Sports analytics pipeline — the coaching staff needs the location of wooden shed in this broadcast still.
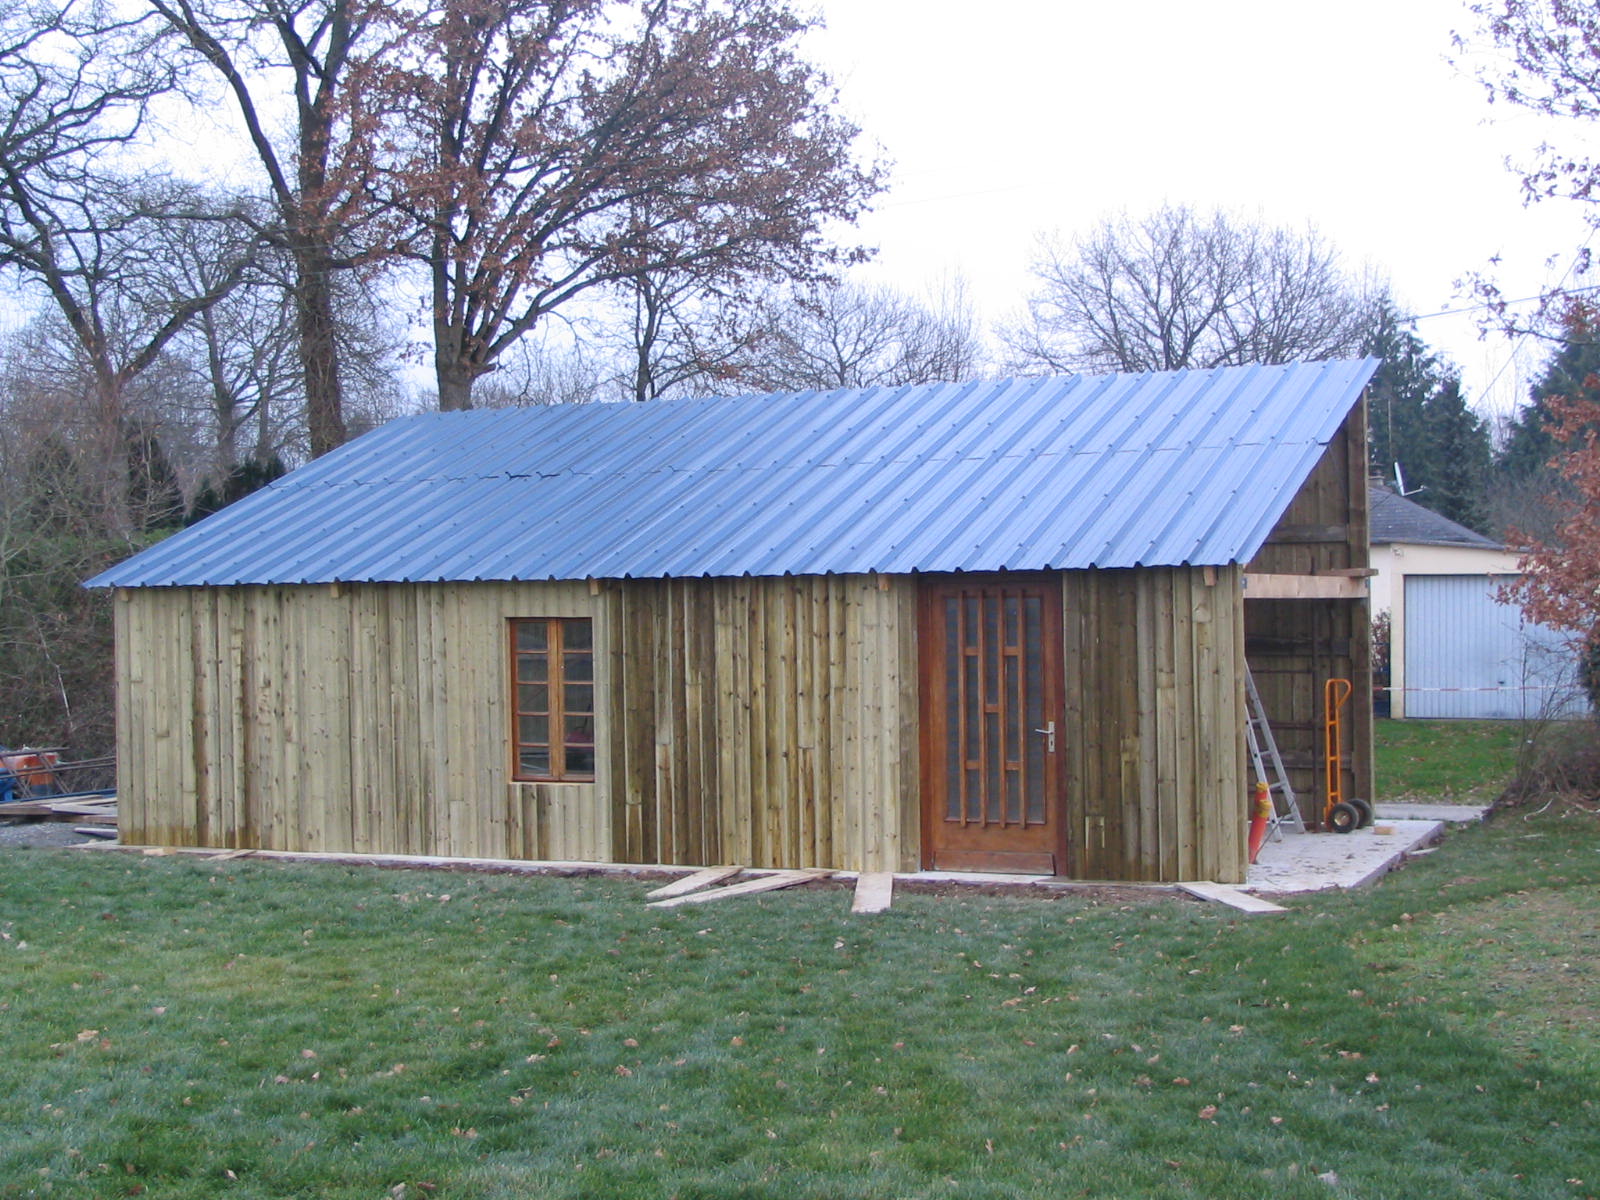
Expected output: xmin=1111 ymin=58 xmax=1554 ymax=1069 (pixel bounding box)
xmin=89 ymin=361 xmax=1378 ymax=884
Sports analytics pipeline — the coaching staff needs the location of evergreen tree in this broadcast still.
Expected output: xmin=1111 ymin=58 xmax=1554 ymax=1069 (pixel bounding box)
xmin=1421 ymin=377 xmax=1490 ymax=530
xmin=185 ymin=455 xmax=287 ymax=526
xmin=1363 ymin=302 xmax=1493 ymax=530
xmin=1488 ymin=304 xmax=1600 ymax=542
xmin=1499 ymin=310 xmax=1600 ymax=481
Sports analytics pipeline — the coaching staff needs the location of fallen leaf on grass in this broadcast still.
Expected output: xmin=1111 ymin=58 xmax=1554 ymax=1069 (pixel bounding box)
xmin=1198 ymin=1105 xmax=1217 ymax=1120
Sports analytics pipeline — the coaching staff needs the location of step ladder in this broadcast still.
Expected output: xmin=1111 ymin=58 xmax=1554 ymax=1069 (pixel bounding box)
xmin=1244 ymin=668 xmax=1306 ymax=838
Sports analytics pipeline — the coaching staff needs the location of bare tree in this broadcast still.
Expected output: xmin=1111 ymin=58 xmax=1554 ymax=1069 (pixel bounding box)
xmin=601 ymin=268 xmax=758 ymax=404
xmin=471 ymin=335 xmax=604 ymax=408
xmin=1459 ymin=2 xmax=1600 ymax=284
xmin=1004 ymin=206 xmax=1379 ymax=375
xmin=143 ymin=0 xmax=398 ymax=457
xmin=735 ymin=278 xmax=985 ymax=393
xmin=0 ymin=3 xmax=261 ymax=529
xmin=365 ymin=0 xmax=883 ymax=410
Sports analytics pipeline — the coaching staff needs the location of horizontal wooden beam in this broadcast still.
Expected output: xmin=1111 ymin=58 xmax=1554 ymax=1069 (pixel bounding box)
xmin=1243 ymin=573 xmax=1367 ymax=600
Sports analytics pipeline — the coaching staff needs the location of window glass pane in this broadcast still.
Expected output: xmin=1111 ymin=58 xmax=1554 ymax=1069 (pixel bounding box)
xmin=985 ymin=710 xmax=1001 ymax=823
xmin=1004 ymin=655 xmax=1019 ymax=760
xmin=983 ymin=594 xmax=999 ymax=699
xmin=964 ymin=652 xmax=979 ymax=756
xmin=945 ymin=599 xmax=961 ymax=823
xmin=511 ymin=617 xmax=599 ymax=782
xmin=1025 ymin=596 xmax=1045 ymax=825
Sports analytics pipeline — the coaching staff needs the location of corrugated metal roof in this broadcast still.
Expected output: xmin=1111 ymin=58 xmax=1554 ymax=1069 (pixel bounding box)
xmin=87 ymin=359 xmax=1380 ymax=588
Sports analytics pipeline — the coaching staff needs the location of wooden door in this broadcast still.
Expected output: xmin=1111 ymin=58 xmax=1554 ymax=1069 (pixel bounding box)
xmin=919 ymin=576 xmax=1065 ymax=874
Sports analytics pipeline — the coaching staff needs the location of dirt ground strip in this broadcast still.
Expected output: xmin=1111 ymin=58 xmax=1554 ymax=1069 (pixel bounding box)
xmin=0 ymin=831 xmax=1188 ymax=907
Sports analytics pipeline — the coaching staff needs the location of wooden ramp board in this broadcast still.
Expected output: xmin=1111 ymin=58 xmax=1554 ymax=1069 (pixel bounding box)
xmin=851 ymin=872 xmax=894 ymax=914
xmin=1178 ymin=881 xmax=1287 ymax=914
xmin=645 ymin=866 xmax=743 ymax=900
xmin=648 ymin=869 xmax=832 ymax=909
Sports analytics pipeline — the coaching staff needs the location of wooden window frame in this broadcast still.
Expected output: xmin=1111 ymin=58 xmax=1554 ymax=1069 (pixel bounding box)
xmin=509 ymin=617 xmax=596 ymax=783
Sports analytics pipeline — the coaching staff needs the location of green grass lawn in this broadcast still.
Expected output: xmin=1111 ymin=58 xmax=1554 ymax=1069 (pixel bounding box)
xmin=1374 ymin=718 xmax=1525 ymax=802
xmin=2 ymin=797 xmax=1598 ymax=1198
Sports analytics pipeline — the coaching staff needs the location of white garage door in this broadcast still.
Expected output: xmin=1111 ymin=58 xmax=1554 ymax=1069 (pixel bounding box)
xmin=1404 ymin=575 xmax=1587 ymax=719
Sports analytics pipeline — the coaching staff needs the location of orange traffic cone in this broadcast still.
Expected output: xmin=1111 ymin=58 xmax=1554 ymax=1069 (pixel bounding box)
xmin=1247 ymin=780 xmax=1271 ymax=864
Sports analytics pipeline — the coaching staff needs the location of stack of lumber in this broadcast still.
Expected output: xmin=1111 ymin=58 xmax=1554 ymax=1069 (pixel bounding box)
xmin=0 ymin=795 xmax=117 ymax=824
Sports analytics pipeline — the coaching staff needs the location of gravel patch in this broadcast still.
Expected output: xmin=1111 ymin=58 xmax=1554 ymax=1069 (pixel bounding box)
xmin=0 ymin=820 xmax=109 ymax=850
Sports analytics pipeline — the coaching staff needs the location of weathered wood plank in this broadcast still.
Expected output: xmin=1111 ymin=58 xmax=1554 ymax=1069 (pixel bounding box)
xmin=647 ymin=868 xmax=833 ymax=908
xmin=1178 ymin=880 xmax=1287 ymax=914
xmin=851 ymin=871 xmax=894 ymax=914
xmin=1243 ymin=574 xmax=1367 ymax=600
xmin=645 ymin=865 xmax=744 ymax=900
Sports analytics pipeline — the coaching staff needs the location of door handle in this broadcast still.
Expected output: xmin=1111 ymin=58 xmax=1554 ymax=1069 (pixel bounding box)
xmin=1034 ymin=721 xmax=1056 ymax=752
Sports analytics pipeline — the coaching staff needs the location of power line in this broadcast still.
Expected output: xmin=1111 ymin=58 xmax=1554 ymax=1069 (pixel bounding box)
xmin=1403 ymin=281 xmax=1600 ymax=324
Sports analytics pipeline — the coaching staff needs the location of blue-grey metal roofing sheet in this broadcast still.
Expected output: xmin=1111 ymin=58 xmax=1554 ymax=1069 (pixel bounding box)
xmin=87 ymin=358 xmax=1380 ymax=588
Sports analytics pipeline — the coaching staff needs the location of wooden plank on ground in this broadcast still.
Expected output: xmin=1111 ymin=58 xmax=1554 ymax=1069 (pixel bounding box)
xmin=851 ymin=871 xmax=893 ymax=914
xmin=1178 ymin=880 xmax=1287 ymax=914
xmin=42 ymin=801 xmax=119 ymax=816
xmin=648 ymin=868 xmax=832 ymax=908
xmin=206 ymin=848 xmax=255 ymax=861
xmin=645 ymin=865 xmax=743 ymax=900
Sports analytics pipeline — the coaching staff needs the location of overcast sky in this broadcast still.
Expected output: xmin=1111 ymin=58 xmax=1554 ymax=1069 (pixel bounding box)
xmin=808 ymin=0 xmax=1593 ymax=423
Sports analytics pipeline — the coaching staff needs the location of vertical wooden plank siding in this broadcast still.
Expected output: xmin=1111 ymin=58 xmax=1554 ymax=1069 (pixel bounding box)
xmin=1060 ymin=566 xmax=1248 ymax=884
xmin=601 ymin=575 xmax=918 ymax=872
xmin=116 ymin=564 xmax=1254 ymax=882
xmin=117 ymin=574 xmax=921 ymax=873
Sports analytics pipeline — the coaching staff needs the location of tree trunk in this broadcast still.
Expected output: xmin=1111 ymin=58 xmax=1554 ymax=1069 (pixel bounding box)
xmin=295 ymin=248 xmax=347 ymax=457
xmin=434 ymin=322 xmax=487 ymax=410
xmin=90 ymin=371 xmax=131 ymax=536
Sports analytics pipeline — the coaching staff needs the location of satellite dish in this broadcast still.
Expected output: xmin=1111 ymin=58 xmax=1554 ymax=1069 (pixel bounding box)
xmin=1393 ymin=463 xmax=1425 ymax=497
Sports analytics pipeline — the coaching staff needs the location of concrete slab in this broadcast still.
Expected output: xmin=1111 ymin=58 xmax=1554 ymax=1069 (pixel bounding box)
xmin=1245 ymin=820 xmax=1444 ymax=895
